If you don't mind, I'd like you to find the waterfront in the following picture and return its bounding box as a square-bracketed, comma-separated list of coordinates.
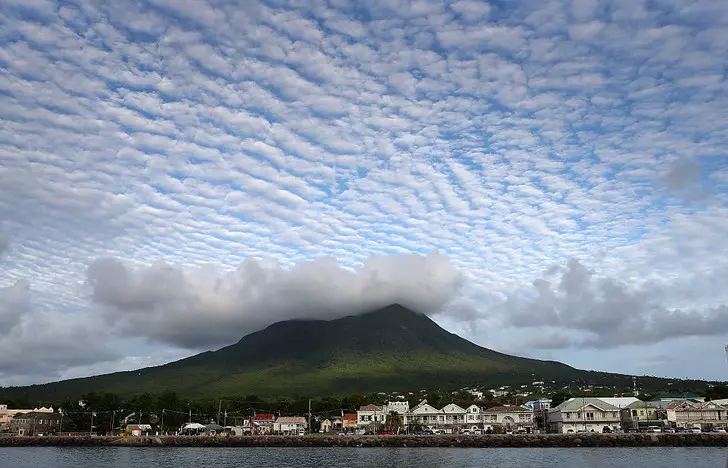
[1, 447, 726, 468]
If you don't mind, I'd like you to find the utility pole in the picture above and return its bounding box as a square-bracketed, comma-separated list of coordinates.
[90, 412, 95, 436]
[308, 399, 312, 435]
[217, 400, 222, 424]
[189, 408, 192, 423]
[110, 411, 115, 436]
[161, 410, 164, 436]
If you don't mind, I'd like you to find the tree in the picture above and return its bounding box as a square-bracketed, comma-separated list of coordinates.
[386, 411, 403, 432]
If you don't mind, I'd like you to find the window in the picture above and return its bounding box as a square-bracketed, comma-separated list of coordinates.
[586, 412, 594, 421]
[565, 413, 570, 419]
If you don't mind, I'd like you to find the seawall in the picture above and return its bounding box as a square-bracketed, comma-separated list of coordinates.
[2, 434, 728, 448]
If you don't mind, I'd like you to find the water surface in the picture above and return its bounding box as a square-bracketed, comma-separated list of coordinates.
[1, 447, 725, 468]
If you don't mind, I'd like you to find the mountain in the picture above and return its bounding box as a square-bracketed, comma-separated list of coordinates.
[0, 304, 708, 401]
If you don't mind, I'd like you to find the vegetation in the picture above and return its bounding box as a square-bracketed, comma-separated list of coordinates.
[0, 305, 720, 403]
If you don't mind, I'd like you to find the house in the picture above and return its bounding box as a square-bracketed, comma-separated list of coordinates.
[404, 400, 442, 431]
[483, 405, 534, 433]
[464, 404, 483, 432]
[667, 400, 728, 430]
[440, 403, 467, 432]
[125, 424, 153, 436]
[320, 417, 342, 433]
[0, 404, 54, 429]
[251, 414, 276, 434]
[10, 412, 62, 436]
[274, 416, 307, 435]
[620, 401, 668, 431]
[342, 414, 358, 431]
[547, 398, 622, 433]
[357, 404, 386, 432]
[385, 401, 410, 415]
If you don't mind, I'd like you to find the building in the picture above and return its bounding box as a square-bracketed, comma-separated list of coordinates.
[320, 417, 342, 433]
[250, 414, 275, 434]
[667, 400, 728, 430]
[125, 424, 153, 436]
[524, 399, 552, 411]
[274, 416, 307, 435]
[620, 401, 668, 431]
[483, 405, 534, 433]
[464, 404, 483, 432]
[342, 414, 358, 431]
[10, 412, 62, 436]
[357, 404, 386, 432]
[547, 398, 622, 433]
[404, 400, 442, 431]
[0, 404, 54, 429]
[440, 403, 467, 433]
[385, 401, 410, 415]
[659, 393, 705, 403]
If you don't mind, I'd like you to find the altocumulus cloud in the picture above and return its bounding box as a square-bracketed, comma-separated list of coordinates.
[0, 0, 727, 383]
[87, 251, 463, 348]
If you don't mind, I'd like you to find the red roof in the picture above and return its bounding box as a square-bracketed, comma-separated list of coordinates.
[252, 413, 275, 421]
[343, 414, 357, 421]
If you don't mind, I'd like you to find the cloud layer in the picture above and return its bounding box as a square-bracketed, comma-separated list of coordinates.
[0, 0, 727, 384]
[502, 258, 728, 348]
[87, 252, 462, 348]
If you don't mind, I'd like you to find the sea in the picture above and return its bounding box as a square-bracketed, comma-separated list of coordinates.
[1, 447, 726, 468]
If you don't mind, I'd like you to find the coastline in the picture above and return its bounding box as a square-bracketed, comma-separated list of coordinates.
[2, 434, 728, 448]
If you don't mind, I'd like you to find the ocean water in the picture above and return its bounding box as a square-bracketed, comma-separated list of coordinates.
[1, 447, 726, 468]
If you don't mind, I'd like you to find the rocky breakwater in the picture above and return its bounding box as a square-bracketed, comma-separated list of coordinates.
[2, 434, 728, 448]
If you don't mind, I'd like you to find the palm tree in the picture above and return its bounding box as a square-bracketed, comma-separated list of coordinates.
[386, 411, 403, 432]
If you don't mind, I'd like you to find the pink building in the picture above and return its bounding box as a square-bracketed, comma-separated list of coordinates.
[0, 404, 54, 429]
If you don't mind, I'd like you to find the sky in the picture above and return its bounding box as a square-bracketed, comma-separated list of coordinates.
[1, 0, 727, 388]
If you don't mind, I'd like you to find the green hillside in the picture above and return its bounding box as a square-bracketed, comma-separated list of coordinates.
[0, 305, 711, 401]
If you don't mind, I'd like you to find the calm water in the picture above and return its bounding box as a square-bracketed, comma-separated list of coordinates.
[1, 447, 726, 468]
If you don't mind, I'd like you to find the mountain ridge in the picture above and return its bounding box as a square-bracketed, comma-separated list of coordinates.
[0, 304, 711, 401]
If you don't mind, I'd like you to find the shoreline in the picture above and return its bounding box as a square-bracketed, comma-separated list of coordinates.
[2, 434, 728, 448]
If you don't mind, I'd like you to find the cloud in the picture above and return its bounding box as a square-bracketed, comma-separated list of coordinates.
[503, 258, 728, 348]
[0, 0, 727, 383]
[0, 280, 29, 330]
[87, 251, 463, 348]
[0, 234, 9, 257]
[0, 277, 117, 383]
[664, 159, 701, 195]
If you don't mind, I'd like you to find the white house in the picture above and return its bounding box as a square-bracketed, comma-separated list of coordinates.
[547, 398, 622, 433]
[440, 403, 467, 432]
[385, 401, 410, 415]
[274, 416, 307, 435]
[464, 404, 483, 432]
[357, 404, 386, 432]
[405, 400, 442, 430]
[483, 405, 534, 433]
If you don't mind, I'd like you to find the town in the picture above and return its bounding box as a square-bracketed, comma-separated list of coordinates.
[2, 384, 728, 437]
